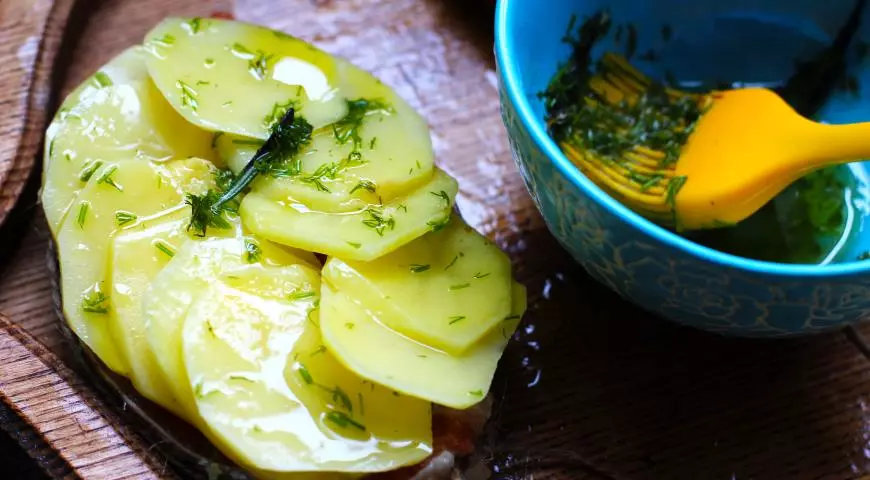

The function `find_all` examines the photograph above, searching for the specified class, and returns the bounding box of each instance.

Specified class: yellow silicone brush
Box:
[558,53,870,231]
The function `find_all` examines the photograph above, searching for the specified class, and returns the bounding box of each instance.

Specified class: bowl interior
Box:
[500,0,870,270]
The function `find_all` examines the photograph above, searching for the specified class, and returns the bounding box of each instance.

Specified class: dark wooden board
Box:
[4,0,870,479]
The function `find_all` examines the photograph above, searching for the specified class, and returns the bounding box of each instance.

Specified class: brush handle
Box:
[803,121,870,168]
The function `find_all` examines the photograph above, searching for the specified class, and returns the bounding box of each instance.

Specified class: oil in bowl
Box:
[542,6,870,265]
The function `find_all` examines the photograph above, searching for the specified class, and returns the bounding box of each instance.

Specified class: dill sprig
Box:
[185,107,313,236]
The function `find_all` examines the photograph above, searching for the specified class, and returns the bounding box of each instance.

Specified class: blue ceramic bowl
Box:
[495,0,870,336]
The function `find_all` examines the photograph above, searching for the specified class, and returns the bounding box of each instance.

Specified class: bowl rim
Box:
[494,0,870,279]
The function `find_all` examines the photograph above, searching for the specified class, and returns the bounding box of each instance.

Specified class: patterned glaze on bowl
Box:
[495,0,870,336]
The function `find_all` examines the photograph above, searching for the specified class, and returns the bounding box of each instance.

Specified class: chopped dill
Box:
[186,108,312,236]
[325,411,365,431]
[288,290,316,301]
[248,51,274,80]
[468,389,484,397]
[95,164,123,191]
[93,72,113,87]
[448,315,466,325]
[427,216,450,233]
[346,241,362,249]
[298,363,314,385]
[176,80,199,111]
[430,190,450,205]
[449,283,470,291]
[78,160,104,182]
[115,211,137,227]
[76,201,90,229]
[244,238,262,263]
[409,264,431,273]
[154,240,176,258]
[350,180,377,195]
[361,207,395,236]
[473,272,490,279]
[332,98,393,150]
[444,254,460,270]
[81,285,109,314]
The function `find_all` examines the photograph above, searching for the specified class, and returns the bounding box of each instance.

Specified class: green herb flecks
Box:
[264,97,300,131]
[93,72,113,88]
[448,315,466,325]
[468,389,484,397]
[430,190,450,205]
[449,283,470,291]
[76,201,90,228]
[350,180,377,195]
[410,264,431,273]
[115,211,137,227]
[186,108,313,236]
[248,51,274,80]
[325,411,366,432]
[176,80,199,111]
[185,17,205,34]
[95,164,123,191]
[427,216,450,233]
[473,272,490,279]
[346,241,361,249]
[146,34,175,52]
[300,151,366,192]
[78,160,104,182]
[541,12,706,168]
[154,240,176,258]
[244,238,262,263]
[81,285,109,314]
[332,98,393,150]
[298,363,314,385]
[288,290,317,301]
[361,207,395,236]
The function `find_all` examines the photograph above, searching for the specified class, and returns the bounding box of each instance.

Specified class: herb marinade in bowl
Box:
[496,0,870,336]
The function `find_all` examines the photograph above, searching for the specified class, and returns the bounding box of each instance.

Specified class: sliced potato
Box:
[323,216,512,355]
[240,168,458,261]
[56,158,216,374]
[321,281,526,409]
[183,266,432,473]
[143,236,314,418]
[143,17,347,139]
[108,213,191,418]
[42,46,213,234]
[245,61,436,212]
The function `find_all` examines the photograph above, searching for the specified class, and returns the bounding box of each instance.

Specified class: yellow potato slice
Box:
[108,213,192,418]
[320,281,526,409]
[238,58,436,213]
[142,236,314,419]
[42,46,213,234]
[143,17,347,139]
[240,168,458,261]
[323,216,513,355]
[182,266,432,473]
[56,157,216,375]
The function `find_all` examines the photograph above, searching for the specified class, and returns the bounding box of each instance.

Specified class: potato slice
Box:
[56,157,216,374]
[108,213,192,418]
[234,59,436,212]
[182,267,432,473]
[323,216,512,355]
[42,46,213,234]
[143,17,347,139]
[320,281,526,409]
[143,236,313,418]
[240,168,458,261]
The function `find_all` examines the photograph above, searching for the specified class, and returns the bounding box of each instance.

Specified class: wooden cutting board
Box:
[5,0,870,479]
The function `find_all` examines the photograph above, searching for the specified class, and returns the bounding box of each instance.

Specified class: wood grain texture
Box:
[0,0,73,227]
[4,0,870,479]
[0,313,171,479]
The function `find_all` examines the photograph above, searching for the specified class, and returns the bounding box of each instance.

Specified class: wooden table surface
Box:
[5,0,870,479]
